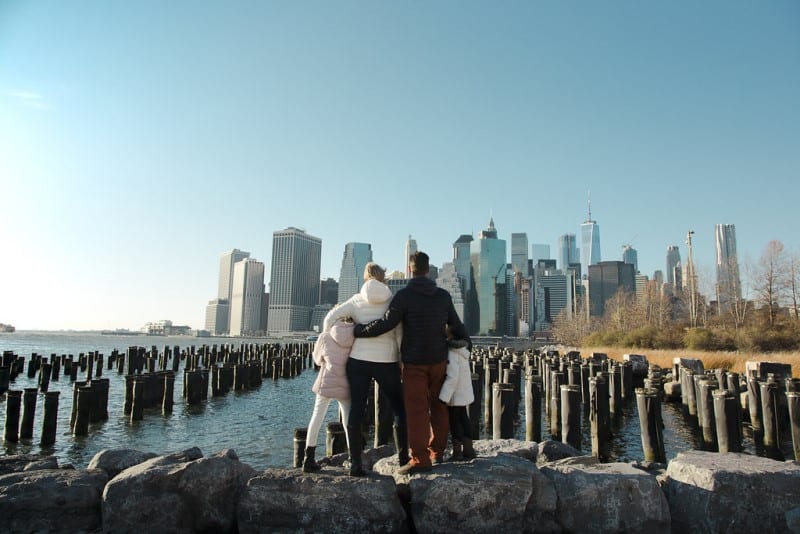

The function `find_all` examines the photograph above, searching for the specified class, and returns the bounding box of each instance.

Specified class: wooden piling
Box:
[4,390,22,443]
[294,427,307,468]
[635,387,666,463]
[713,389,742,453]
[697,378,718,450]
[130,378,145,422]
[747,377,763,431]
[759,381,781,455]
[492,382,516,439]
[788,392,800,462]
[549,370,565,439]
[589,375,610,461]
[39,362,52,393]
[525,371,542,442]
[560,384,582,450]
[19,387,38,440]
[73,386,92,436]
[40,391,59,446]
[326,421,347,457]
[163,371,175,414]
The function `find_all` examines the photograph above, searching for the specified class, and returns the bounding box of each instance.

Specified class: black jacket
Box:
[354,276,470,365]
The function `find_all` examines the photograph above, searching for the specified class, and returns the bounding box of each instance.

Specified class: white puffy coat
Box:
[311,321,354,400]
[323,279,401,363]
[438,346,474,407]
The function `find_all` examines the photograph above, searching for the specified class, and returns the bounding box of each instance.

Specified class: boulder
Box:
[0,453,54,475]
[237,468,407,533]
[541,460,670,533]
[472,438,538,461]
[88,448,157,479]
[663,450,800,533]
[102,448,256,533]
[0,468,108,533]
[22,456,60,471]
[663,380,681,402]
[536,440,581,466]
[378,454,558,533]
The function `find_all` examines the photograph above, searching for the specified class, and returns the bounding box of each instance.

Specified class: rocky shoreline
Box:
[1,439,799,533]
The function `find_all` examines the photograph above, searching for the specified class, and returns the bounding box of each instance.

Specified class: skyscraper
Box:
[511,233,529,276]
[587,261,636,317]
[715,223,741,312]
[470,218,507,335]
[531,243,550,265]
[558,233,579,271]
[580,198,601,273]
[453,234,476,333]
[622,245,638,273]
[212,248,250,334]
[230,258,265,336]
[437,262,465,321]
[532,260,574,331]
[666,245,681,286]
[267,227,322,333]
[404,235,418,278]
[337,242,373,303]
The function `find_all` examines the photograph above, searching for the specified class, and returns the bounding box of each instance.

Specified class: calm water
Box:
[0,332,793,470]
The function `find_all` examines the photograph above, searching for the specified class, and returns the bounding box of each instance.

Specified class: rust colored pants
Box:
[402,361,449,466]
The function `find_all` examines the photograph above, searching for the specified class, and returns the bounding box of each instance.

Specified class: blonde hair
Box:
[363,262,386,282]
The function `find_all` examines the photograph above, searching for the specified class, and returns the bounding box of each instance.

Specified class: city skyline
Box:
[2,2,798,330]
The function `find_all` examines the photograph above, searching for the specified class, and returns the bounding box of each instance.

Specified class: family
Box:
[302,251,474,476]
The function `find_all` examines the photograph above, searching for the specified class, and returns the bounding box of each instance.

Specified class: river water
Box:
[0,332,793,470]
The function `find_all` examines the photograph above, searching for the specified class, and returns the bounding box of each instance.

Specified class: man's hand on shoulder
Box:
[353,324,366,337]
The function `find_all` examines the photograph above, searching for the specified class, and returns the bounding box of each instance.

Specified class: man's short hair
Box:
[410,251,429,275]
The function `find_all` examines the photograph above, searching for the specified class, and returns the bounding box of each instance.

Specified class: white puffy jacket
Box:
[439,346,474,406]
[323,279,401,363]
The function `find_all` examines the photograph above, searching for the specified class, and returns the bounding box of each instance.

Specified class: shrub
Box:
[684,328,719,351]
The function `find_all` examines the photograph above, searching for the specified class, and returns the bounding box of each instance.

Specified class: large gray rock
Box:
[237,468,407,533]
[0,468,108,533]
[537,439,581,465]
[88,448,157,479]
[0,453,56,475]
[473,438,539,461]
[541,460,670,533]
[102,448,256,533]
[378,454,558,533]
[663,450,800,533]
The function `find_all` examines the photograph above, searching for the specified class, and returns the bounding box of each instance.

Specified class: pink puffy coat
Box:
[311,321,354,400]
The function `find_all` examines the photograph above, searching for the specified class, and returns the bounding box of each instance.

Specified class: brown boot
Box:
[449,441,464,462]
[462,437,476,460]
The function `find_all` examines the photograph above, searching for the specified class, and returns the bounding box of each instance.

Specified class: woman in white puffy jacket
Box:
[323,262,407,476]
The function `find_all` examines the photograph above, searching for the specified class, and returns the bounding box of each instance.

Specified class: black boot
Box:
[302,446,321,473]
[347,424,366,477]
[393,423,410,466]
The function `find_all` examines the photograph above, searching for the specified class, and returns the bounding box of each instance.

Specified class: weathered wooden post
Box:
[0,366,10,398]
[760,381,781,455]
[294,427,307,468]
[609,364,623,416]
[788,391,800,462]
[621,362,634,401]
[747,376,763,432]
[636,387,666,463]
[589,375,610,460]
[19,387,38,440]
[713,389,742,453]
[326,421,347,457]
[697,378,718,450]
[484,358,498,430]
[550,370,565,439]
[469,372,481,440]
[4,390,22,443]
[73,385,93,436]
[561,384,582,450]
[130,378,145,422]
[492,382,515,439]
[39,362,52,393]
[525,371,542,442]
[163,371,175,414]
[40,391,59,446]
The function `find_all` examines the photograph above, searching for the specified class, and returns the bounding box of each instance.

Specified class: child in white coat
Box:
[302,318,354,473]
[438,330,476,461]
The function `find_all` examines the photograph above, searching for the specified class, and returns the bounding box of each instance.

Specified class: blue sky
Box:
[1,1,798,330]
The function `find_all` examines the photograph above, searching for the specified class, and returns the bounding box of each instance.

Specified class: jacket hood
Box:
[360,279,393,304]
[329,321,355,348]
[408,276,438,295]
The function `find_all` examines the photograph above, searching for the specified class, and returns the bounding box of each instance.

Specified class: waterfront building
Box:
[309,304,333,333]
[532,260,574,331]
[319,278,339,306]
[558,233,579,271]
[404,235,418,278]
[511,233,529,276]
[622,245,638,273]
[437,262,465,321]
[715,223,741,314]
[452,234,477,333]
[587,261,636,317]
[666,245,681,286]
[204,299,229,336]
[230,258,265,336]
[531,243,550,265]
[470,218,507,335]
[653,270,664,285]
[216,248,250,334]
[267,227,322,333]
[337,242,373,303]
[635,273,649,303]
[386,270,405,280]
[387,278,409,295]
[580,199,601,274]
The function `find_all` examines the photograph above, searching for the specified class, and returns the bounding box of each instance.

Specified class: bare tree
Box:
[552,294,593,346]
[789,250,800,322]
[752,240,786,327]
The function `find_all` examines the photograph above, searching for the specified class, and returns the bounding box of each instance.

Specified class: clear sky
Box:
[1,1,798,331]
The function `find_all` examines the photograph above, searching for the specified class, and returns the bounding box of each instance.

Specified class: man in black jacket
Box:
[354,251,470,474]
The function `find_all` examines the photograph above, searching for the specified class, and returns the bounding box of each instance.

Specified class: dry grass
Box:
[575,346,800,378]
